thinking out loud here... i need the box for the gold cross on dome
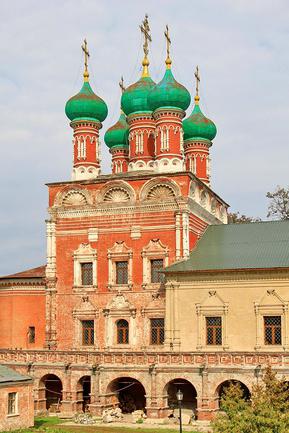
[194,65,200,96]
[119,76,126,93]
[140,14,152,58]
[82,39,90,81]
[164,25,172,68]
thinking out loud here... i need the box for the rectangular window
[81,262,93,286]
[264,316,281,345]
[150,259,164,283]
[116,261,128,285]
[206,316,222,345]
[8,392,17,415]
[150,318,165,345]
[82,320,94,345]
[28,326,35,343]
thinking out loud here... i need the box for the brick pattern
[0,383,34,432]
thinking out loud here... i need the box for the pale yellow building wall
[165,270,289,352]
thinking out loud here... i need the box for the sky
[1,0,289,275]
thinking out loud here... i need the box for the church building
[0,16,288,421]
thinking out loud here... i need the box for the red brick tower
[147,26,191,173]
[183,67,217,185]
[121,15,156,172]
[65,40,108,180]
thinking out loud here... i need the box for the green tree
[228,212,261,224]
[212,367,289,433]
[266,186,289,220]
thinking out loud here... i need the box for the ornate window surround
[107,242,133,290]
[141,239,169,289]
[103,293,136,349]
[72,296,99,349]
[254,289,289,351]
[73,243,97,292]
[196,290,229,350]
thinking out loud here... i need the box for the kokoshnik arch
[0,15,289,421]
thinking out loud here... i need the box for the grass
[3,417,199,433]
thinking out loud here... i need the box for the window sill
[73,285,97,293]
[197,345,229,351]
[108,284,132,291]
[7,413,19,418]
[142,283,163,290]
[255,345,288,351]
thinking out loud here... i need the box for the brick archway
[106,376,146,413]
[77,376,91,412]
[164,378,197,415]
[39,374,63,411]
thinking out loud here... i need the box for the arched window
[117,319,129,344]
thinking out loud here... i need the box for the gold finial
[140,14,152,77]
[194,65,200,104]
[119,76,126,94]
[82,39,90,82]
[164,25,172,68]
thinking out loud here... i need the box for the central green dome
[121,76,155,116]
[65,81,108,122]
[183,98,217,142]
[104,112,129,149]
[148,68,191,111]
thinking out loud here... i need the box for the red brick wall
[0,382,34,431]
[0,291,46,349]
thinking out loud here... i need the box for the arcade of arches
[33,369,255,420]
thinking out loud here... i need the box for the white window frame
[254,290,288,350]
[107,242,133,290]
[7,392,18,417]
[73,243,97,292]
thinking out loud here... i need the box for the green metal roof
[166,220,289,273]
[0,365,32,384]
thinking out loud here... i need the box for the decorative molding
[142,239,169,288]
[254,289,289,350]
[196,290,229,350]
[73,243,97,290]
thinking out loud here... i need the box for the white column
[175,213,181,260]
[182,212,190,259]
[46,220,56,278]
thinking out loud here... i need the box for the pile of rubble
[74,413,99,424]
[102,407,123,423]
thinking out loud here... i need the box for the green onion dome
[183,96,217,142]
[148,68,191,111]
[104,112,129,149]
[65,81,108,123]
[121,76,156,116]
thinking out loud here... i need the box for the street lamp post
[176,389,183,433]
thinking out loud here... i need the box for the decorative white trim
[141,239,169,288]
[72,165,100,181]
[107,241,133,290]
[46,220,56,278]
[254,289,289,350]
[73,243,97,290]
[196,290,229,350]
[72,296,99,349]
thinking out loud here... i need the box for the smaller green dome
[148,68,191,111]
[121,76,155,116]
[65,81,108,122]
[183,99,217,142]
[104,112,129,149]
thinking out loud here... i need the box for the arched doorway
[77,376,91,412]
[217,380,250,408]
[165,379,197,414]
[106,377,146,413]
[39,374,63,411]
